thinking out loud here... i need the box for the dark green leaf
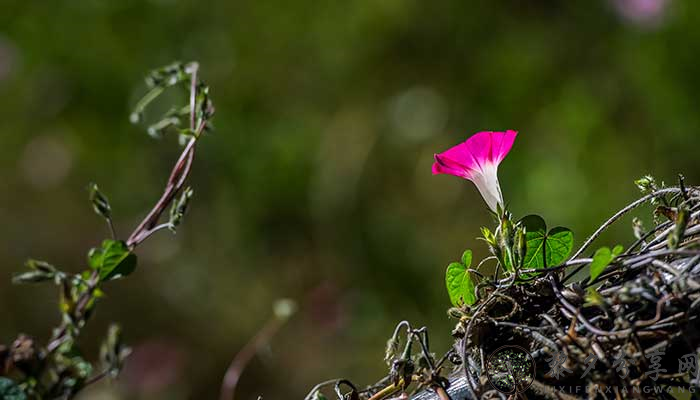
[445,250,476,306]
[521,215,574,270]
[88,240,137,281]
[546,227,574,265]
[0,377,26,400]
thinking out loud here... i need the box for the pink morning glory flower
[432,130,517,211]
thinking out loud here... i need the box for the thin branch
[126,63,209,249]
[569,188,683,261]
[47,64,212,355]
[220,301,296,400]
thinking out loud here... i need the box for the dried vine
[308,182,700,400]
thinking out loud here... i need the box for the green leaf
[0,377,27,400]
[169,187,194,231]
[546,227,574,264]
[130,86,165,124]
[147,116,181,139]
[520,215,573,270]
[52,344,93,390]
[12,270,54,284]
[520,215,546,268]
[480,226,496,245]
[461,250,473,267]
[12,259,63,285]
[588,247,611,283]
[588,245,623,283]
[88,183,111,220]
[584,287,606,308]
[634,175,658,193]
[445,250,476,306]
[612,245,624,256]
[88,240,137,281]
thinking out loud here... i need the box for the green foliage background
[0,1,698,398]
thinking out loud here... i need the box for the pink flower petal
[488,130,517,164]
[431,130,517,176]
[433,153,470,178]
[431,130,517,211]
[435,141,480,173]
[463,132,493,168]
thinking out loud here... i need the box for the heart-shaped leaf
[446,250,476,306]
[588,245,623,283]
[88,240,137,281]
[520,215,573,270]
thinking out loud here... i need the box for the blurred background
[1,0,699,398]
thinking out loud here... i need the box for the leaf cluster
[445,210,574,307]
